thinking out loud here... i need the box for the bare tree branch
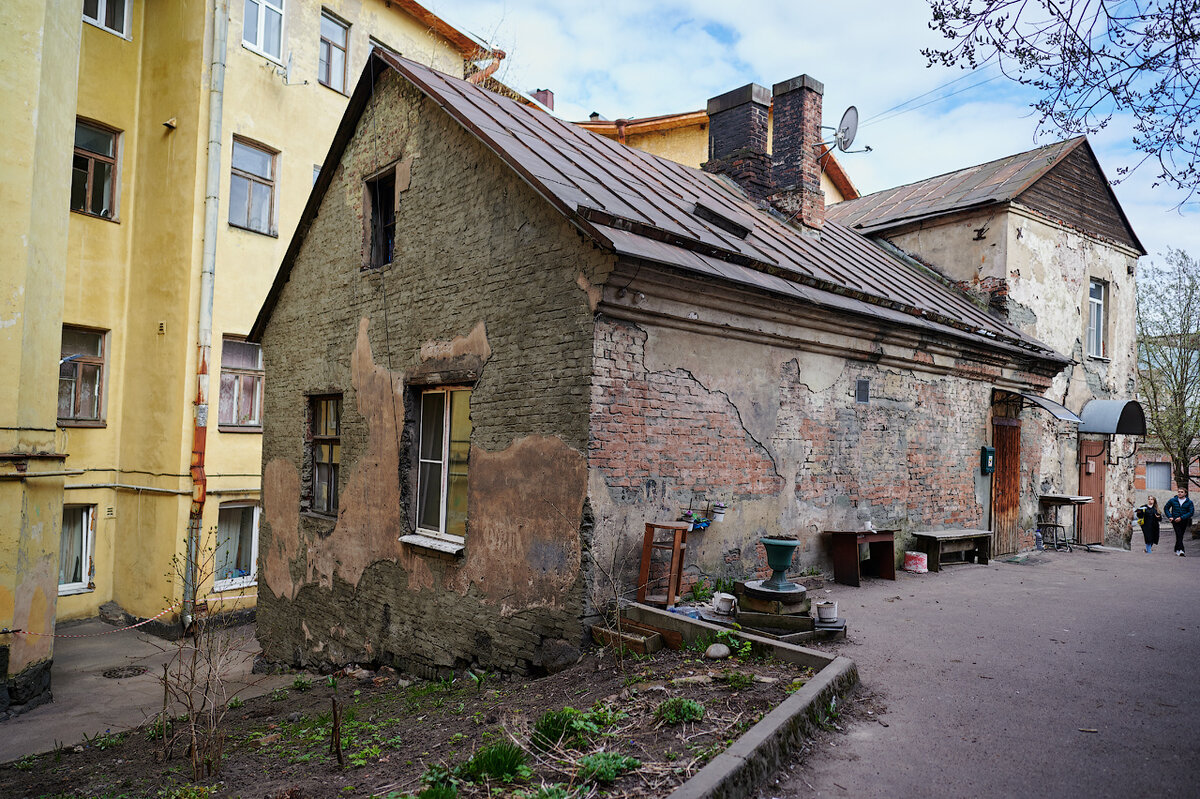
[925,1,1200,200]
[1136,248,1200,485]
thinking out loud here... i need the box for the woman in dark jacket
[1136,495,1162,553]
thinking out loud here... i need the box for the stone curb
[621,604,859,799]
[667,655,858,799]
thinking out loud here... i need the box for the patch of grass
[416,786,458,799]
[689,577,713,602]
[227,696,244,709]
[157,787,213,799]
[721,670,754,690]
[269,688,289,702]
[714,577,736,594]
[531,703,628,751]
[292,676,313,692]
[458,741,530,783]
[14,753,37,770]
[84,730,128,750]
[715,629,753,659]
[576,752,640,784]
[514,785,576,799]
[655,697,705,725]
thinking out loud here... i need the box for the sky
[432,0,1198,266]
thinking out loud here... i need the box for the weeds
[531,703,627,751]
[721,671,755,690]
[515,785,575,799]
[576,752,640,784]
[457,741,530,783]
[655,697,705,725]
[689,577,713,602]
[292,676,313,692]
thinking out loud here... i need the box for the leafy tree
[924,1,1200,197]
[1136,248,1200,486]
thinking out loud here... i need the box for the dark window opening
[309,395,342,516]
[369,172,396,267]
[855,379,870,404]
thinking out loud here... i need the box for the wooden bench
[911,529,992,572]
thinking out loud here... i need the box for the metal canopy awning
[1078,399,1146,435]
[1015,393,1084,424]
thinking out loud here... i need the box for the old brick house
[828,139,1146,547]
[250,52,1073,675]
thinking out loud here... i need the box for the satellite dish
[836,106,858,152]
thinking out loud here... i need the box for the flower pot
[712,592,737,614]
[814,600,838,622]
[712,509,726,522]
[760,537,800,591]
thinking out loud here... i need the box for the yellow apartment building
[2,0,504,715]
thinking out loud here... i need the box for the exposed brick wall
[587,315,1031,591]
[703,85,772,201]
[257,72,612,676]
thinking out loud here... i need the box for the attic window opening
[368,171,396,267]
[692,201,752,239]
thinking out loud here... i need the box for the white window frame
[242,0,285,63]
[213,503,260,592]
[218,337,264,429]
[416,388,471,544]
[228,137,278,236]
[1146,462,1172,491]
[59,505,96,596]
[318,9,349,94]
[1087,279,1107,358]
[83,0,133,39]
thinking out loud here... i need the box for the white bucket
[815,599,838,622]
[712,592,737,614]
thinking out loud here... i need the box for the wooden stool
[636,522,691,607]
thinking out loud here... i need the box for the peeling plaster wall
[257,73,611,675]
[588,311,1046,594]
[883,207,1139,545]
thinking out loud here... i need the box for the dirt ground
[0,641,823,799]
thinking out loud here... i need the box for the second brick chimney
[770,74,825,232]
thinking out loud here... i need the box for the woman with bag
[1136,495,1162,553]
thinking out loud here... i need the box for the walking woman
[1136,495,1162,553]
[1164,487,1194,556]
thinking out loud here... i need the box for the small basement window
[856,379,870,404]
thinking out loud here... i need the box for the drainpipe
[184,0,229,628]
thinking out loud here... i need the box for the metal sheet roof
[827,139,1084,233]
[252,52,1067,367]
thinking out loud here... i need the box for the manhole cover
[102,665,148,679]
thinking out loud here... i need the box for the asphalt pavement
[0,619,290,763]
[765,542,1200,799]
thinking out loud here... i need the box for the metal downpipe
[185,0,229,629]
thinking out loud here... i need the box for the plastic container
[903,551,929,573]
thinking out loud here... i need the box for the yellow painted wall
[49,0,482,625]
[595,113,851,204]
[0,0,81,681]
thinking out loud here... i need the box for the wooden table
[911,529,992,571]
[829,530,897,586]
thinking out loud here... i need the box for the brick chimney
[532,89,554,110]
[702,83,772,201]
[770,74,825,233]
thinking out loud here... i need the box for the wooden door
[1078,440,1106,545]
[991,418,1021,555]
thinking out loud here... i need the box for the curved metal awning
[1015,393,1084,424]
[1077,399,1146,435]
